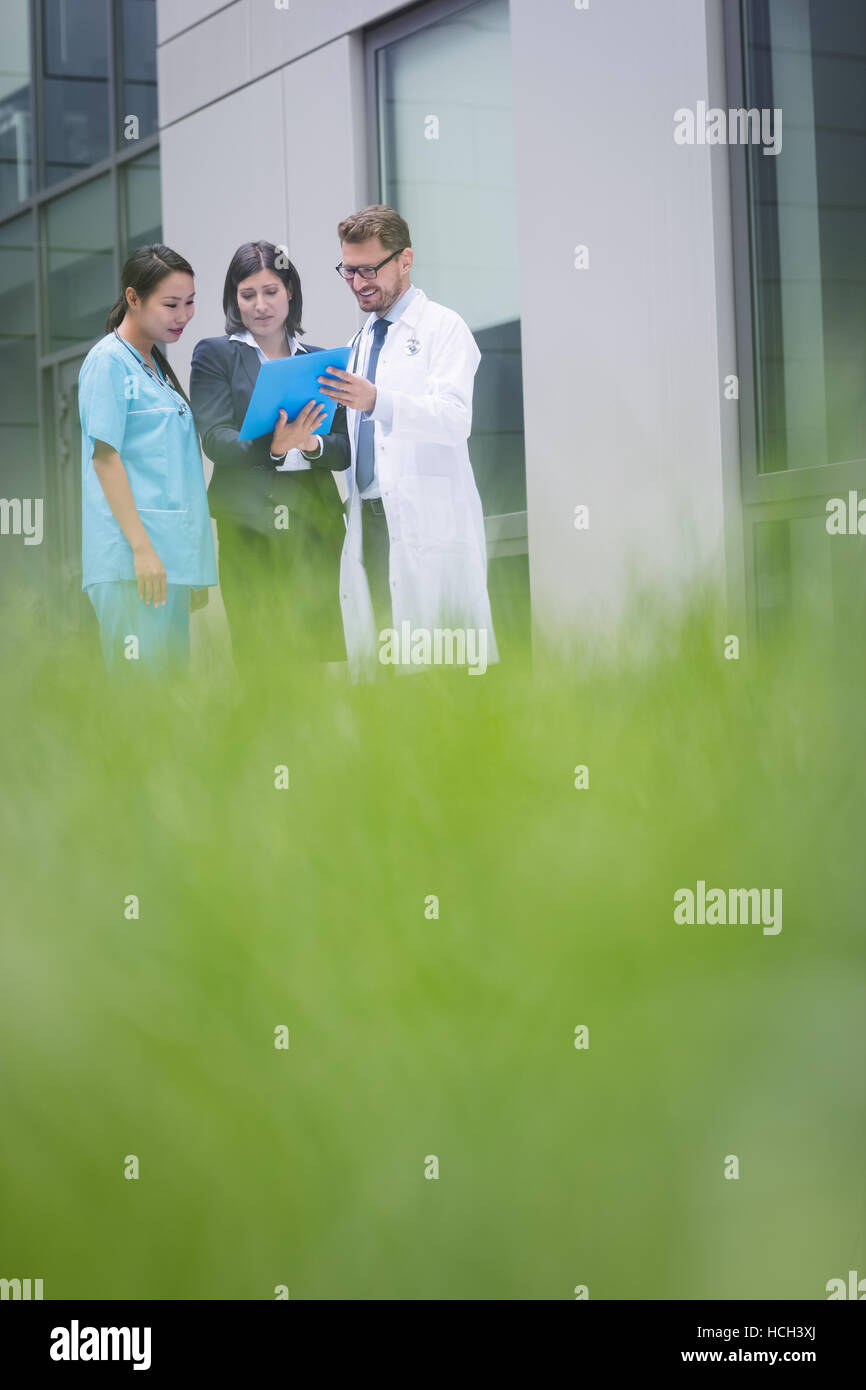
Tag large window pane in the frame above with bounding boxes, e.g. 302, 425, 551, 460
43, 174, 114, 350
0, 213, 38, 497
0, 2, 32, 215
377, 0, 525, 516
123, 147, 160, 251
743, 0, 866, 472
41, 0, 110, 187
119, 0, 158, 145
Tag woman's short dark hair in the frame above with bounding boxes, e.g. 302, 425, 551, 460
222, 242, 304, 338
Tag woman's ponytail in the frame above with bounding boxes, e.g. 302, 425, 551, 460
105, 294, 128, 333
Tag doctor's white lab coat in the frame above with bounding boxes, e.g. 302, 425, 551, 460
338, 287, 498, 680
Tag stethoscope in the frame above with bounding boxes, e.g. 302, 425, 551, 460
348, 309, 425, 372
113, 329, 189, 416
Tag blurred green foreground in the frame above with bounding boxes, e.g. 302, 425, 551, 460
0, 579, 863, 1300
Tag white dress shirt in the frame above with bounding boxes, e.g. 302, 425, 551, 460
228, 327, 323, 470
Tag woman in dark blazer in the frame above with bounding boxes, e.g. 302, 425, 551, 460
189, 241, 350, 675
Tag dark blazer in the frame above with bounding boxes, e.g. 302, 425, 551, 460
189, 335, 351, 537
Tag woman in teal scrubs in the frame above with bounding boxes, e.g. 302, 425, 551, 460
79, 243, 217, 674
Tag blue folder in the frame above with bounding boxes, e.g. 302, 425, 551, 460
237, 346, 352, 441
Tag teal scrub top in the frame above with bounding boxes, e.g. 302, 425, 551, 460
79, 331, 218, 590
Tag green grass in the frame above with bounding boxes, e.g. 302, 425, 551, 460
0, 579, 863, 1300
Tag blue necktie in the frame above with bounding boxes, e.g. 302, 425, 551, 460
355, 316, 391, 493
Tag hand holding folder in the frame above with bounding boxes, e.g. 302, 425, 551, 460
237, 346, 353, 442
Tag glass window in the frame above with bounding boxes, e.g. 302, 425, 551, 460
43, 173, 114, 350
123, 147, 160, 250
376, 0, 525, 516
0, 213, 38, 497
742, 0, 866, 473
119, 0, 158, 145
41, 0, 110, 187
0, 2, 32, 215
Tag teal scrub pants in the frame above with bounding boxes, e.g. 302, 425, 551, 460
87, 581, 191, 675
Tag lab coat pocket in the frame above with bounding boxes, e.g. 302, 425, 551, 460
403, 474, 457, 548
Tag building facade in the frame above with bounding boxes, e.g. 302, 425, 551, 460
0, 0, 160, 619
1, 0, 863, 668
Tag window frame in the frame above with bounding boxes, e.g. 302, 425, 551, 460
723, 0, 866, 645
362, 0, 528, 559
0, 0, 162, 614
363, 0, 488, 200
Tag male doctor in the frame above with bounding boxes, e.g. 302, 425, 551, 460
314, 204, 497, 679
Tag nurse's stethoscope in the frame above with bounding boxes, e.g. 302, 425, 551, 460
113, 328, 189, 416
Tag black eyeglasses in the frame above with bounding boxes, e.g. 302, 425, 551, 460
335, 249, 402, 282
